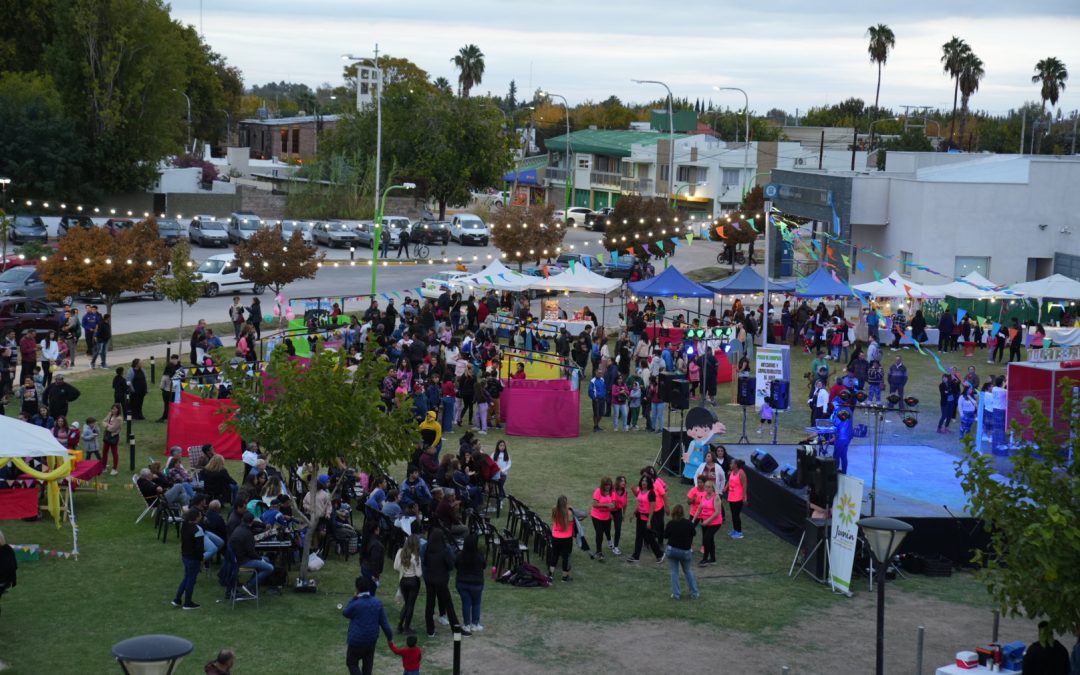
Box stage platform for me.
[728,443,991,566]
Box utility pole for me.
[1020,109,1026,155]
[761,199,771,348]
[1071,111,1078,155]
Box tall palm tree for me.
[957,52,985,146]
[941,36,971,143]
[1032,57,1068,153]
[432,77,453,95]
[451,44,485,98]
[866,24,896,113]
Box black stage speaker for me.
[669,378,690,410]
[780,463,799,488]
[751,449,779,474]
[795,445,816,487]
[800,517,828,579]
[769,379,790,411]
[660,427,688,477]
[809,457,838,508]
[659,372,679,402]
[736,376,756,406]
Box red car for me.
[103,218,136,237]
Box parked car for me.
[188,216,230,247]
[353,220,399,248]
[420,271,470,300]
[0,297,64,338]
[195,254,266,297]
[57,214,95,237]
[470,189,509,208]
[156,218,183,244]
[67,282,164,305]
[449,213,490,246]
[312,221,360,248]
[226,212,264,244]
[102,218,135,237]
[0,255,38,272]
[0,266,48,300]
[8,215,48,244]
[553,207,593,226]
[584,207,615,231]
[554,252,635,279]
[278,220,313,244]
[410,220,451,245]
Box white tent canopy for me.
[458,259,535,292]
[852,271,945,299]
[1007,274,1080,301]
[925,271,1010,299]
[529,264,621,295]
[0,416,71,458]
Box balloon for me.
[275,293,285,305]
[285,308,295,321]
[272,305,281,317]
[263,314,273,323]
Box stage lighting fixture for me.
[887,394,901,405]
[902,416,918,428]
[686,345,695,356]
[904,396,919,408]
[855,391,869,403]
[839,390,853,403]
[837,410,851,422]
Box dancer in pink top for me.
[547,496,575,582]
[590,477,616,562]
[726,459,747,539]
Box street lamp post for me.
[219,109,231,146]
[344,49,383,239]
[371,182,416,294]
[633,79,676,207]
[713,87,750,197]
[0,178,10,265]
[540,92,572,214]
[858,517,914,675]
[172,89,192,151]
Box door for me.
[593,191,610,209]
[220,260,243,288]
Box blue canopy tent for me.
[628,265,714,298]
[794,266,858,298]
[702,265,795,294]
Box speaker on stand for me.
[736,376,755,444]
[768,379,790,446]
[656,426,687,477]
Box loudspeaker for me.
[669,378,690,410]
[751,450,779,474]
[809,457,838,508]
[736,376,756,406]
[780,463,799,488]
[800,517,828,579]
[795,445,816,488]
[659,372,679,402]
[769,379,790,411]
[660,427,688,477]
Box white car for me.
[278,220,313,244]
[195,253,266,297]
[420,271,470,300]
[553,206,593,226]
[449,213,490,246]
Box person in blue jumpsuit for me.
[830,399,854,474]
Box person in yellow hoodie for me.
[419,410,442,454]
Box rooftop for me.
[914,154,1031,184]
[546,129,683,157]
[239,114,342,126]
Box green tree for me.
[941,36,972,145]
[219,343,418,582]
[0,0,55,73]
[505,79,518,110]
[452,44,485,98]
[154,240,206,343]
[959,383,1080,638]
[232,225,323,297]
[866,24,896,114]
[1032,57,1069,153]
[433,77,453,95]
[957,51,985,144]
[603,196,678,262]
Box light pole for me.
[371,182,416,293]
[633,79,676,207]
[219,108,231,146]
[0,177,10,264]
[858,517,914,675]
[540,91,572,215]
[172,89,192,151]
[502,105,534,207]
[713,87,750,197]
[344,50,383,234]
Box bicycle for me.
[412,243,429,260]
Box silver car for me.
[188,216,230,247]
[312,221,360,248]
[226,212,264,243]
[279,219,313,244]
[354,220,399,248]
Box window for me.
[899,250,913,276]
[292,128,300,153]
[360,82,369,95]
[954,256,990,278]
[280,129,288,153]
[576,156,591,170]
[722,169,740,186]
[659,165,669,182]
[676,166,692,182]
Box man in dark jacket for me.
[172,508,204,609]
[360,522,385,593]
[342,576,393,675]
[44,374,80,419]
[887,356,909,411]
[228,512,273,596]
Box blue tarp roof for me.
[794,266,857,298]
[702,266,795,295]
[628,265,714,298]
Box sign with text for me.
[829,473,864,594]
[754,345,790,408]
[1028,345,1080,363]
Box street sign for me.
[763,183,779,199]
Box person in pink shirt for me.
[609,475,628,556]
[590,477,616,562]
[627,474,663,563]
[692,480,723,565]
[641,466,667,551]
[727,459,748,540]
[547,495,575,582]
[686,475,707,514]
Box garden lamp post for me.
[634,79,676,206]
[858,517,914,675]
[713,87,750,196]
[371,182,416,294]
[172,89,192,151]
[540,91,572,214]
[112,634,193,675]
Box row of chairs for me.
[504,495,552,562]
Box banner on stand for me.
[829,473,864,593]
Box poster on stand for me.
[829,473,864,594]
[754,345,790,408]
[542,299,560,321]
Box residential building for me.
[237,114,340,162]
[772,152,1080,285]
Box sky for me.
[170,0,1080,115]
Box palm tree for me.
[957,51,985,147]
[451,44,485,98]
[1032,57,1069,153]
[941,36,971,144]
[433,77,453,95]
[866,24,896,114]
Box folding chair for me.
[224,549,260,609]
[133,475,159,524]
[155,502,183,543]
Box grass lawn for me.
[0,340,1005,673]
[109,320,236,351]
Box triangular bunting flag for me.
[671,237,682,247]
[654,240,664,252]
[484,275,494,285]
[747,218,758,232]
[626,247,634,256]
[642,244,652,256]
[686,233,694,246]
[542,265,549,279]
[873,270,881,281]
[569,259,576,273]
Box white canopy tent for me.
[528,264,621,295]
[852,271,945,299]
[0,417,80,557]
[925,271,1011,299]
[458,259,536,293]
[1007,274,1080,321]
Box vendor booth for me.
[458,260,536,294]
[1007,274,1080,322]
[794,267,859,299]
[500,378,580,438]
[853,271,945,300]
[1005,358,1080,440]
[166,390,243,459]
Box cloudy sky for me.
[171,0,1079,115]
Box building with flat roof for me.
[238,114,340,162]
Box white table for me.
[935,664,1019,675]
[1044,326,1080,347]
[539,319,595,336]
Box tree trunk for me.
[178,302,184,347]
[438,199,447,220]
[949,78,960,144]
[873,62,882,111]
[958,101,970,143]
[296,465,320,583]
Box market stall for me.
[852,271,945,300]
[1007,274,1080,322]
[501,378,580,438]
[458,259,537,294]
